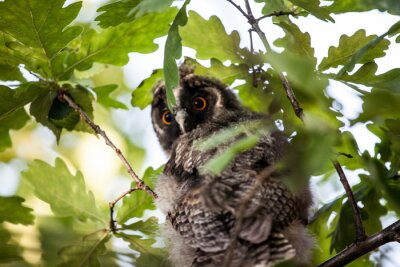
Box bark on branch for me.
[318,220,400,267]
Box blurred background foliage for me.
[0,0,399,266]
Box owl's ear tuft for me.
[179,62,196,79]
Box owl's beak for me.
[175,109,188,133]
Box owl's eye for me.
[192,96,207,111]
[162,110,173,125]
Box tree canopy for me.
[0,0,400,266]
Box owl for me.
[151,71,313,267]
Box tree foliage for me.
[0,0,399,266]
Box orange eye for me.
[162,110,172,125]
[192,96,207,111]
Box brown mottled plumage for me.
[151,73,313,267]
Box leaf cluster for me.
[1,0,400,266]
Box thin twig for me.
[229,0,304,122]
[109,188,138,232]
[248,29,258,87]
[59,91,158,232]
[332,160,367,242]
[279,73,304,121]
[226,0,250,20]
[60,92,157,198]
[223,165,276,267]
[257,10,298,21]
[318,220,400,267]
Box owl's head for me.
[151,73,242,154]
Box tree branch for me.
[227,0,304,122]
[109,188,138,232]
[279,73,304,121]
[332,160,367,242]
[318,220,400,267]
[59,91,158,231]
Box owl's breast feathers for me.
[159,116,310,266]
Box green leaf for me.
[0,0,82,78]
[274,20,317,66]
[0,83,44,120]
[0,196,34,225]
[288,0,333,22]
[58,229,112,267]
[30,84,94,140]
[0,227,23,263]
[326,0,400,15]
[116,231,169,267]
[319,29,390,72]
[121,217,159,236]
[0,108,30,152]
[59,8,177,79]
[93,84,127,110]
[96,0,174,28]
[337,22,399,76]
[255,0,292,16]
[163,0,190,111]
[187,58,249,85]
[357,89,400,123]
[22,158,106,223]
[115,166,161,224]
[0,64,25,81]
[132,69,164,109]
[201,135,259,175]
[30,89,62,139]
[196,120,264,151]
[180,11,249,64]
[363,156,400,215]
[330,201,355,253]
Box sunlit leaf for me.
[326,0,400,15]
[96,0,174,27]
[93,84,128,110]
[180,11,250,64]
[340,62,400,92]
[288,0,333,22]
[131,69,164,109]
[121,217,159,236]
[319,29,390,71]
[22,158,106,223]
[201,135,259,175]
[0,0,82,78]
[274,20,316,66]
[0,196,34,225]
[59,8,177,79]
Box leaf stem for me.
[332,160,367,242]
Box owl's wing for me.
[167,187,234,253]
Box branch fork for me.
[59,90,157,232]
